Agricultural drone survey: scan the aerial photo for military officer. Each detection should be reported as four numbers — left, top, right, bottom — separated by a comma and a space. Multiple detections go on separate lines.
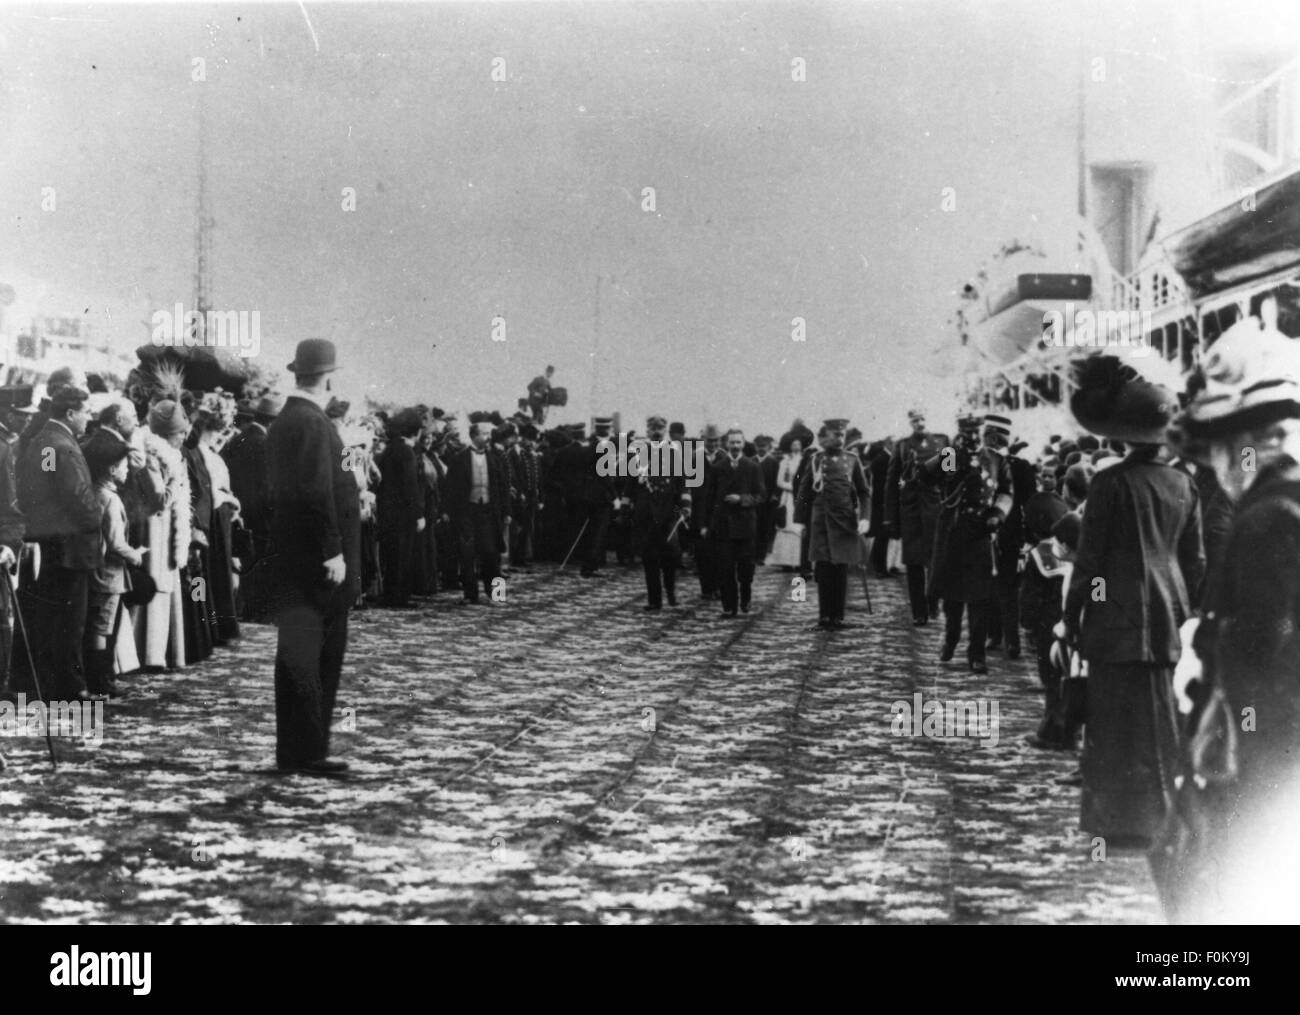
797, 418, 870, 629
924, 413, 1014, 673
629, 415, 691, 609
884, 408, 948, 626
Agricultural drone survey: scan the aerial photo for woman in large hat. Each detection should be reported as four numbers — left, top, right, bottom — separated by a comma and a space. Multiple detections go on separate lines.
135, 397, 192, 670
1060, 354, 1206, 847
1157, 310, 1300, 921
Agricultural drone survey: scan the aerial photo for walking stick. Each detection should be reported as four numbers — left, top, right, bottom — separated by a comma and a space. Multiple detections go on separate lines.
990, 532, 1000, 579
560, 518, 590, 569
857, 534, 874, 615
5, 567, 57, 770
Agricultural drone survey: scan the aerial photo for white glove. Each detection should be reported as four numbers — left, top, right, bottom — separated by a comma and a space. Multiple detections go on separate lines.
857, 519, 870, 535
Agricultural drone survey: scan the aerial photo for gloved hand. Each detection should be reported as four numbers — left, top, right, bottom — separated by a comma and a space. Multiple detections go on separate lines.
857, 519, 870, 535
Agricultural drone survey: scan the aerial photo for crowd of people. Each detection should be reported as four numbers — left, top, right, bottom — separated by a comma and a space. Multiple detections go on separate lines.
0, 318, 1297, 921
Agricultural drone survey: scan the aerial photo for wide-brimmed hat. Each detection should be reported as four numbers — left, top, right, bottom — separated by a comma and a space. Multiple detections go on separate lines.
1173, 314, 1300, 440
286, 338, 338, 375
387, 408, 423, 438
1070, 355, 1178, 445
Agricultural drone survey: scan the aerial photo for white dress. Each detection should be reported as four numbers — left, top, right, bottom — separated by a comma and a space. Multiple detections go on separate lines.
132, 432, 190, 669
768, 453, 804, 567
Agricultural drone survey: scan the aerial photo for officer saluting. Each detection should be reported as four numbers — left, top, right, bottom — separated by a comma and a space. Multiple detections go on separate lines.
924, 413, 1013, 673
797, 418, 870, 630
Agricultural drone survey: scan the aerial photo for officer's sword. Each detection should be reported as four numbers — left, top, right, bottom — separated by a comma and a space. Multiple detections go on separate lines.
560, 518, 590, 569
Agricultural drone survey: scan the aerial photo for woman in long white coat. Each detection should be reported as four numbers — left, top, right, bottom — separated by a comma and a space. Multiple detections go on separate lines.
134, 400, 191, 670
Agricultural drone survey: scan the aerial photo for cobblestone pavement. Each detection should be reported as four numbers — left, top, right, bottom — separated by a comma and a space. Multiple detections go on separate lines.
0, 563, 1161, 924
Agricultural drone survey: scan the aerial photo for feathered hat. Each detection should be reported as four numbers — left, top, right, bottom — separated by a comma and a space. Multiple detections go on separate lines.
1069, 353, 1181, 445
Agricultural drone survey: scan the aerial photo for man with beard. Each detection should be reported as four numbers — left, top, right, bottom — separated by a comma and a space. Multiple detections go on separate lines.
703, 428, 765, 618
885, 408, 948, 626
798, 419, 871, 629
925, 413, 1013, 674
629, 415, 691, 610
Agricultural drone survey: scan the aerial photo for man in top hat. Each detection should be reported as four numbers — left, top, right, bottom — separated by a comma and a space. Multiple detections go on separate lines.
0, 386, 31, 694
12, 381, 101, 700
885, 407, 948, 625
443, 417, 511, 603
629, 415, 691, 609
527, 365, 556, 425
797, 419, 870, 628
224, 394, 282, 622
923, 412, 1013, 673
265, 339, 360, 776
704, 427, 765, 617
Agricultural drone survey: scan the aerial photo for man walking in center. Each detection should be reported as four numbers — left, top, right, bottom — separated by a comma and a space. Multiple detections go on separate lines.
266, 339, 360, 777
704, 427, 765, 618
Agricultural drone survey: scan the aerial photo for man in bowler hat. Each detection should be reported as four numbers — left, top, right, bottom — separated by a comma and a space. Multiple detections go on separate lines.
266, 339, 360, 776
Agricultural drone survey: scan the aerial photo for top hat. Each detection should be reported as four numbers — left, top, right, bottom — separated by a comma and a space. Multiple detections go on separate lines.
0, 385, 36, 412
286, 338, 338, 375
668, 421, 686, 438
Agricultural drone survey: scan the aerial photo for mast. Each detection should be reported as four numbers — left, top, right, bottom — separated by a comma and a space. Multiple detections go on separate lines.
192, 96, 213, 344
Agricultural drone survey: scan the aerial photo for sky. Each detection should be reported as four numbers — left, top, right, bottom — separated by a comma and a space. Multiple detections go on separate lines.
2, 0, 1295, 438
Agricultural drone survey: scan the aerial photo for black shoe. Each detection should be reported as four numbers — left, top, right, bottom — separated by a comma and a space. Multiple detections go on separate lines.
1007, 646, 1021, 660
459, 598, 482, 606
912, 617, 928, 627
666, 591, 677, 607
644, 603, 662, 611
816, 618, 832, 630
969, 659, 988, 674
284, 758, 350, 778
986, 639, 1002, 651
939, 643, 955, 662
720, 610, 738, 619
888, 567, 903, 576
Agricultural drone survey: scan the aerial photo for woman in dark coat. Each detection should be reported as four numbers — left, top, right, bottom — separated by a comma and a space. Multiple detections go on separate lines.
182, 408, 217, 664
1159, 315, 1300, 921
375, 408, 424, 608
1062, 359, 1205, 847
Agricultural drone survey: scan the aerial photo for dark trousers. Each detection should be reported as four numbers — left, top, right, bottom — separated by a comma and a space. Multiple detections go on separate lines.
717, 536, 755, 613
987, 572, 1021, 651
943, 598, 990, 663
815, 562, 849, 622
274, 602, 348, 767
457, 503, 501, 601
641, 532, 678, 608
694, 530, 718, 596
906, 564, 937, 623
510, 504, 535, 566
378, 526, 414, 605
871, 534, 890, 574
579, 503, 611, 574
11, 561, 89, 699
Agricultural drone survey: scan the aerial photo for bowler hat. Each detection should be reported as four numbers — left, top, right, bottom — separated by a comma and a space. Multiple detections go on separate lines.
286, 338, 338, 375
